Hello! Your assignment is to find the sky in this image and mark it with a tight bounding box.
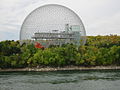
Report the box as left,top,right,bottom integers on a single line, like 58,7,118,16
0,0,120,41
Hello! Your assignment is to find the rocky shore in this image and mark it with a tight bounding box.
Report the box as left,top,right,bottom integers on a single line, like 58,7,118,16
0,66,120,72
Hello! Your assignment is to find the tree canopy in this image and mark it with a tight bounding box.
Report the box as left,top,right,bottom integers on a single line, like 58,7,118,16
0,35,120,68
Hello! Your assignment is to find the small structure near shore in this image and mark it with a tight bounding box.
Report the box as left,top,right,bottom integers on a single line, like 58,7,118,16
20,4,86,47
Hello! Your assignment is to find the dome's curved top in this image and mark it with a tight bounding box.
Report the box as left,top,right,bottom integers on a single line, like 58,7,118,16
20,4,86,45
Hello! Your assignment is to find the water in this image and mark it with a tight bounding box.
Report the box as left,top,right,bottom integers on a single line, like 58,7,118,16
0,70,120,90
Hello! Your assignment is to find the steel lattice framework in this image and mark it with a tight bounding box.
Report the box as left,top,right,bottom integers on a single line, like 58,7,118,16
20,4,86,47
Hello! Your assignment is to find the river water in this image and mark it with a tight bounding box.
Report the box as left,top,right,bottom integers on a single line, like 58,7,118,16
0,70,120,90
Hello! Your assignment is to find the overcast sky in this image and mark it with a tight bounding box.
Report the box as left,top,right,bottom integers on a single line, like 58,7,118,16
0,0,120,41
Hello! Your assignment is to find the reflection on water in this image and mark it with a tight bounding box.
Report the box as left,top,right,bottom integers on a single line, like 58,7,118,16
0,70,120,90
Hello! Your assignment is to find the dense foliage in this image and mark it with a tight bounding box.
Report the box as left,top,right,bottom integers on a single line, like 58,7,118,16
0,35,120,68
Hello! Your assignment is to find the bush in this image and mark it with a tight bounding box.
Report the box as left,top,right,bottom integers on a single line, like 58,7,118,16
0,35,120,68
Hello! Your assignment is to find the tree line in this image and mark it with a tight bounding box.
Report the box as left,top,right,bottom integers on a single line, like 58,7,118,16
0,35,120,68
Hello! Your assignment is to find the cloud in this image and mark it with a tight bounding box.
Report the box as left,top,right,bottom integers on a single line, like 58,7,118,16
0,0,120,41
0,0,47,41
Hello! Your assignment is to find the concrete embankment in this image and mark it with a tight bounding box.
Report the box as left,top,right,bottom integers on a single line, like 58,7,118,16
0,66,120,72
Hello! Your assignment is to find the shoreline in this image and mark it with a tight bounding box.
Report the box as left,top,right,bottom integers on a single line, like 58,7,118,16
0,66,120,72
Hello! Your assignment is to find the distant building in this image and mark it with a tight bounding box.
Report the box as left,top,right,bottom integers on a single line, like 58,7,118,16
20,4,86,47
31,24,81,47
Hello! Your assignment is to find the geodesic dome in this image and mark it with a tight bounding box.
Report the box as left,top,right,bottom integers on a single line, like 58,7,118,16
20,4,86,47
